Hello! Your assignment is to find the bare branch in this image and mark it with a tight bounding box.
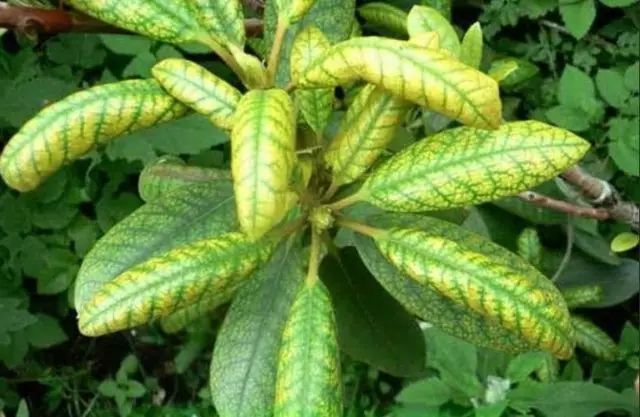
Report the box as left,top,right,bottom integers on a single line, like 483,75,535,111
518,191,611,221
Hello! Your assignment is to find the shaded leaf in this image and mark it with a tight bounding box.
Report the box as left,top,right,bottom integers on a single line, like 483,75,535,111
24,314,68,348
559,0,596,39
561,285,604,308
517,228,542,268
596,69,631,108
396,378,452,407
571,315,619,361
357,2,409,37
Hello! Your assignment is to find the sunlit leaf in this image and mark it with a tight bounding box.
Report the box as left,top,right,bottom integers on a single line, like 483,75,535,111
489,58,540,87
517,228,543,268
561,285,604,309
298,37,502,129
228,45,270,89
152,58,242,130
187,0,245,48
571,315,619,361
78,232,275,336
408,31,441,49
291,25,334,135
210,240,305,417
357,2,408,37
325,86,411,186
610,232,639,253
407,6,460,56
0,80,188,192
355,121,590,212
460,22,483,69
231,89,297,239
274,280,342,416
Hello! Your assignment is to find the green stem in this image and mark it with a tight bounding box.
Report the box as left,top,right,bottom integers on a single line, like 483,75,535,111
327,191,362,211
267,18,289,86
200,36,248,88
322,180,340,202
306,229,322,285
335,216,384,238
269,216,308,241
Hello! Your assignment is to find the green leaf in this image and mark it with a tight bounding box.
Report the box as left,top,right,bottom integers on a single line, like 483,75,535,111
186,0,245,48
572,228,620,266
459,22,483,69
75,181,236,312
600,0,638,7
67,216,101,257
611,232,640,252
122,51,157,78
608,120,640,176
596,69,631,108
517,228,542,268
319,247,426,377
624,62,639,92
16,399,29,417
0,298,36,345
151,58,242,130
561,285,604,308
396,378,452,407
507,352,552,382
571,315,619,361
274,280,343,416
24,314,67,349
546,106,591,132
357,2,409,37
353,213,542,355
98,379,120,397
407,6,460,56
559,0,596,39
355,121,589,212
298,37,502,129
99,34,153,55
125,381,147,398
0,79,188,192
210,240,305,417
558,65,596,108
231,89,297,239
78,232,275,336
46,34,107,69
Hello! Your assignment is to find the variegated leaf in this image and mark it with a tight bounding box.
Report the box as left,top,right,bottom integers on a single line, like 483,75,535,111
357,2,408,37
138,157,229,203
210,239,305,417
78,232,275,336
187,0,245,48
372,224,575,358
517,228,543,268
231,89,297,239
75,181,236,312
571,315,619,361
151,58,242,130
407,6,460,57
354,121,590,212
460,22,483,69
0,79,188,192
297,37,502,129
291,25,334,134
325,86,411,186
274,280,343,416
561,285,604,309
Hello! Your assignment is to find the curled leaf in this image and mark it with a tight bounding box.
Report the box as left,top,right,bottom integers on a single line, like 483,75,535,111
152,58,242,130
407,6,460,56
460,22,483,69
0,80,188,192
78,232,275,336
298,37,502,129
231,89,297,239
274,280,343,416
356,121,590,212
374,226,575,359
561,285,604,309
325,86,411,186
291,25,334,134
229,45,270,89
571,315,619,361
357,2,408,37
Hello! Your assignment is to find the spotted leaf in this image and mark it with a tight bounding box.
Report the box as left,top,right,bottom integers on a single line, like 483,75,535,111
152,58,242,130
78,232,275,336
291,26,334,135
231,89,297,239
571,315,619,361
460,22,483,69
561,285,604,309
297,37,502,129
372,225,575,358
407,6,460,57
354,121,590,212
274,280,342,417
517,228,543,268
186,0,245,48
357,2,408,37
75,181,236,312
210,239,305,417
325,86,411,186
138,157,229,203
0,79,188,192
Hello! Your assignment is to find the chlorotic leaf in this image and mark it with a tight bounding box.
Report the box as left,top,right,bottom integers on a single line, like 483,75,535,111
423,0,452,21
409,31,441,50
325,86,411,186
138,157,229,203
460,22,483,69
489,58,540,87
276,0,316,24
186,0,245,48
75,181,236,312
357,2,408,37
354,213,540,354
298,37,502,129
517,228,543,268
356,121,590,212
210,239,306,417
274,280,342,416
291,25,334,134
231,89,297,239
561,285,604,309
610,232,640,253
229,45,270,89
78,232,275,336
151,58,242,130
407,6,460,56
0,79,188,192
368,218,576,359
159,295,223,334
66,0,206,45
571,315,619,361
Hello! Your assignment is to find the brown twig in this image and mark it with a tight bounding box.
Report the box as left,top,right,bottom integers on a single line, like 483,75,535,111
518,191,611,221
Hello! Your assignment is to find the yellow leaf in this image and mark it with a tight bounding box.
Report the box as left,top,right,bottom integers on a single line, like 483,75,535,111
187,0,246,48
407,5,460,56
276,0,316,24
229,45,269,89
298,37,502,129
610,232,640,253
409,31,441,50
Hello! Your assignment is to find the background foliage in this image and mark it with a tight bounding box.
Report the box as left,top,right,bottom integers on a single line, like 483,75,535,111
0,0,638,416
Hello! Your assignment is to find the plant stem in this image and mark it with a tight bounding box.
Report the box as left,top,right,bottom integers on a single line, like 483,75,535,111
518,191,610,221
322,181,339,202
327,191,361,211
306,229,321,285
270,215,307,241
551,220,574,282
335,216,383,238
267,18,289,86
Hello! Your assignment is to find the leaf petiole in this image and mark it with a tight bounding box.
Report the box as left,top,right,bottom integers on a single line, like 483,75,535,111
306,229,322,285
334,216,384,239
267,18,290,85
327,191,361,211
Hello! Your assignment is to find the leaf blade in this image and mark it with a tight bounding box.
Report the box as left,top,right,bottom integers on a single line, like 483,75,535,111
407,6,460,56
